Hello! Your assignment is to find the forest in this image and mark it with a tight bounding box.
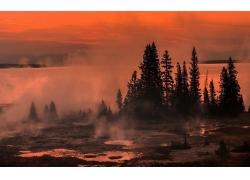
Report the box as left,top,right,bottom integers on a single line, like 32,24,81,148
1,42,250,167
28,42,247,123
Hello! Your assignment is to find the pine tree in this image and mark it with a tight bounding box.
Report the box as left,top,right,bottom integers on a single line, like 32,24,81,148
161,50,174,110
209,79,217,115
203,70,210,116
43,104,49,116
124,70,140,115
49,101,58,120
219,57,244,116
116,89,123,112
28,101,38,121
174,62,183,114
219,67,229,115
189,47,201,113
182,61,190,116
238,94,245,113
97,100,108,118
227,57,243,116
138,42,163,116
43,104,49,121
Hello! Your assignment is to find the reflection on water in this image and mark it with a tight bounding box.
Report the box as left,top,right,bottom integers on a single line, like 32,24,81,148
18,148,140,162
161,143,168,147
189,125,219,137
104,140,133,146
243,126,250,129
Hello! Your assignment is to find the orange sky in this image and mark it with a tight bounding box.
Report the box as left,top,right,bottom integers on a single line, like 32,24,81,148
1,12,250,65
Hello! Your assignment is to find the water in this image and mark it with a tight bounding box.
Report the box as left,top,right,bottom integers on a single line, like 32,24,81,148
18,148,140,162
104,140,134,146
0,63,249,121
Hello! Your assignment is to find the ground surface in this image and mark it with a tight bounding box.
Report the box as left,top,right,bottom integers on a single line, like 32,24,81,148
0,114,250,167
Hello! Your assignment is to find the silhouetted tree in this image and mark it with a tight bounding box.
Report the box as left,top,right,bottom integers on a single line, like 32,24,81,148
28,101,38,121
49,101,58,120
189,47,201,114
161,50,174,111
219,57,244,116
138,42,163,117
219,67,229,115
174,62,183,114
238,94,245,113
43,104,49,118
209,79,218,115
116,89,123,113
124,71,140,115
203,70,210,116
227,57,242,116
97,100,108,118
182,61,190,116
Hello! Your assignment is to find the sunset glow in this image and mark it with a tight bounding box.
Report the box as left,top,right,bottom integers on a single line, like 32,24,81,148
1,12,250,65
1,11,250,168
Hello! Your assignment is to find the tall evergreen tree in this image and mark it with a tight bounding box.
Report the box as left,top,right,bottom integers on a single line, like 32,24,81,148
124,70,140,115
227,57,244,116
182,61,190,116
238,94,245,113
97,100,108,118
43,104,49,116
28,101,38,121
161,50,174,110
209,79,217,115
116,89,123,113
219,57,244,116
138,42,163,116
43,104,49,120
203,70,210,116
219,67,229,115
174,62,183,114
49,101,58,120
189,46,201,113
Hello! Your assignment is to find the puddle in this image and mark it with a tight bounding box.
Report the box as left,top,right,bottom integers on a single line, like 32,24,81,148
161,143,168,147
83,151,139,162
18,148,140,162
104,140,133,146
242,126,250,129
189,125,220,137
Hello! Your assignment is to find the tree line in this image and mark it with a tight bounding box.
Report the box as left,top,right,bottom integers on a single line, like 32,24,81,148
116,42,245,119
28,101,58,122
27,42,247,122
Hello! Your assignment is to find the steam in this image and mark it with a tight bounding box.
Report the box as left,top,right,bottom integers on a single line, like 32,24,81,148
93,116,135,140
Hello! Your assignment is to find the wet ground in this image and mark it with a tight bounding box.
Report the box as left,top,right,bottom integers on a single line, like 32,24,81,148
0,117,250,167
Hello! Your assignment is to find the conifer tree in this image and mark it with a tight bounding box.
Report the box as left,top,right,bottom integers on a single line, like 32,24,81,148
189,47,201,113
238,94,245,113
209,79,217,115
43,104,49,116
227,57,243,116
116,89,123,112
28,101,38,121
97,100,108,118
203,70,210,116
138,42,163,116
182,61,190,116
174,62,183,114
219,57,244,116
49,101,58,120
124,71,140,115
161,50,174,110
